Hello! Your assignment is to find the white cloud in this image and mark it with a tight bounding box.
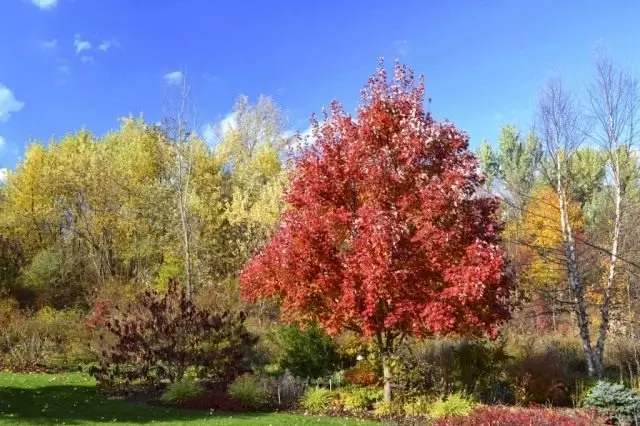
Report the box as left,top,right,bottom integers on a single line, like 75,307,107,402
57,64,70,74
31,0,57,10
163,71,184,85
0,168,8,183
74,35,91,54
98,39,119,52
200,113,237,146
201,124,216,146
394,40,410,57
41,38,58,51
219,113,237,133
80,56,94,64
0,136,5,150
0,84,25,122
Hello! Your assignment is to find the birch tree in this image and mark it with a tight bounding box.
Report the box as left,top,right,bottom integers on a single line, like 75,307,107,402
537,78,598,376
587,56,639,374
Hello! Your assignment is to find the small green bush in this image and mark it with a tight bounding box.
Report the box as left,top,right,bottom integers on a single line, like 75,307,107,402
161,379,203,404
428,392,476,419
270,323,341,379
338,386,383,412
301,387,334,414
403,396,432,416
583,381,640,425
21,247,84,309
228,374,268,410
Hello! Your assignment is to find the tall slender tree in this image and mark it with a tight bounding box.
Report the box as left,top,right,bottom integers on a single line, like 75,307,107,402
587,56,639,374
537,78,600,375
162,72,196,299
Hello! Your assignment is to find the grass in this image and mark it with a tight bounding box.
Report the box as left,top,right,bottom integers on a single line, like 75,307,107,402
0,372,380,425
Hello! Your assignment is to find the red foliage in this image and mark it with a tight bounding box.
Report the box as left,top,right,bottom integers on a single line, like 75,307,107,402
91,280,256,386
241,61,513,343
433,406,609,426
343,363,378,386
85,298,111,329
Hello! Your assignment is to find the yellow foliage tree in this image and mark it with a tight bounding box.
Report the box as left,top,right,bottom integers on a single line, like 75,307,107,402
506,185,586,329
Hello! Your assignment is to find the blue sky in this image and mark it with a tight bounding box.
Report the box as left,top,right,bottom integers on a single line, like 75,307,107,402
1,0,640,172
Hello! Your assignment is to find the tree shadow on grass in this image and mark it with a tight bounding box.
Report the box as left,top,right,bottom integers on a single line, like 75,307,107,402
0,384,273,424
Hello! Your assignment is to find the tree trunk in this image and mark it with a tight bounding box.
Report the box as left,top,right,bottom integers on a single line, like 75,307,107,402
179,195,193,299
177,143,193,300
627,279,640,376
557,165,597,376
595,181,622,377
382,354,392,404
168,73,194,300
376,331,395,403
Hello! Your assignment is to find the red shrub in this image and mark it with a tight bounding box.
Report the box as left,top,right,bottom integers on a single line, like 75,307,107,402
90,279,256,387
433,406,609,426
343,362,377,386
85,299,111,329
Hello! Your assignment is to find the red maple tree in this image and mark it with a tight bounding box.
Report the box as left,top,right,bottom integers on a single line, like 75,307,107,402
240,61,513,401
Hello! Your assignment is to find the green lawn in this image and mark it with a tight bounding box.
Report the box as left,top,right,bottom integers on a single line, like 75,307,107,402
0,373,380,425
